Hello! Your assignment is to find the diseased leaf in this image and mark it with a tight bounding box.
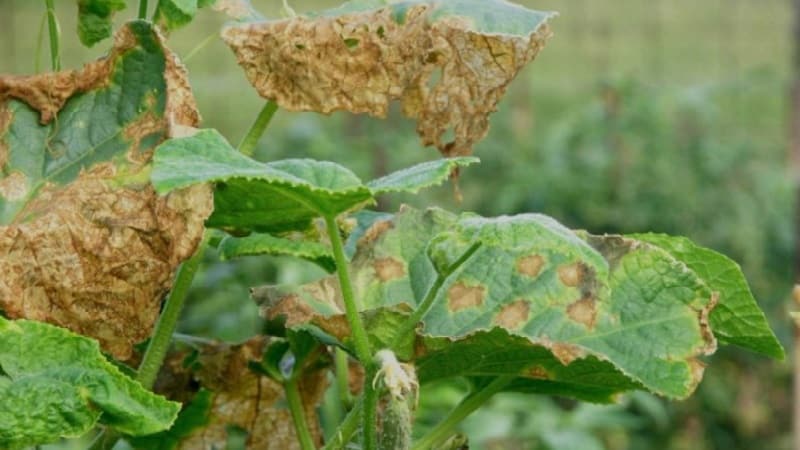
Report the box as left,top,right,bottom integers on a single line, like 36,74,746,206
148,338,328,450
152,129,474,233
154,0,219,32
367,157,479,195
0,317,180,449
0,21,212,359
130,389,214,450
222,0,555,156
77,0,127,47
219,233,336,272
253,206,763,400
633,233,784,359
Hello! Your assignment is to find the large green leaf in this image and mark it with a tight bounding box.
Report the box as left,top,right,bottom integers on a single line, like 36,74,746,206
0,317,180,449
633,233,784,359
77,0,128,47
0,21,211,359
222,0,555,156
152,129,476,232
255,207,776,401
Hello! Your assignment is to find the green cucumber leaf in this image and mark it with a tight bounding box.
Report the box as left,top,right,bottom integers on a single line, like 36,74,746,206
129,389,214,450
77,0,127,47
254,206,775,401
0,317,180,449
152,129,478,233
633,233,784,359
154,0,218,32
219,233,336,272
367,157,479,195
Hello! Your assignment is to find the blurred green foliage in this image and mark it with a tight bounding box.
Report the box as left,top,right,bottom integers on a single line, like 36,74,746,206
0,0,793,449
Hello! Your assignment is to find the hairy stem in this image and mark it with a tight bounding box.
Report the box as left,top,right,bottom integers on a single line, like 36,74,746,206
362,363,380,450
238,101,278,157
335,348,353,410
137,241,206,389
390,242,481,348
411,376,515,450
324,215,372,363
138,0,148,20
285,377,317,450
44,0,60,71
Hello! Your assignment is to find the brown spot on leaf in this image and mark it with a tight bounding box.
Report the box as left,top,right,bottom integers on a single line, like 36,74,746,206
447,282,486,312
0,23,211,359
558,262,584,287
687,358,706,391
526,366,550,380
566,296,597,329
697,292,719,355
359,219,393,248
221,5,552,156
493,299,530,330
542,340,586,365
517,254,545,278
0,172,28,201
374,257,405,282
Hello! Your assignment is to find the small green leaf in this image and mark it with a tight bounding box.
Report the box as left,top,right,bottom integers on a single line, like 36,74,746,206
129,389,214,450
367,157,479,195
154,0,218,32
0,317,180,449
219,233,336,272
633,233,784,359
77,0,127,47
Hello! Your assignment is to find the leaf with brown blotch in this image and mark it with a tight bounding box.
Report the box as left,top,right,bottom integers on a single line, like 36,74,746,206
0,21,212,360
145,338,328,450
221,0,556,156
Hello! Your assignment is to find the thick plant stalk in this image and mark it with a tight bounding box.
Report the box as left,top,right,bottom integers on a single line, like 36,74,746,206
285,378,317,450
238,101,278,156
362,364,380,450
44,0,60,71
411,376,515,450
138,0,149,19
335,348,354,410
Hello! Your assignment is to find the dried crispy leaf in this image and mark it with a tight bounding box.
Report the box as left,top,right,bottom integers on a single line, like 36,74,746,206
0,317,180,449
222,0,556,156
146,338,327,450
253,206,737,400
0,22,212,359
77,0,128,47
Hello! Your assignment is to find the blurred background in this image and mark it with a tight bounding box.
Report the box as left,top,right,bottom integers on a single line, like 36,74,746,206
0,0,795,449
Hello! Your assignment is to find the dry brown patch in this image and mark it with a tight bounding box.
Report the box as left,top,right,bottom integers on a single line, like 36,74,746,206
526,366,550,380
566,296,597,329
374,257,405,282
557,262,584,287
549,342,586,365
697,292,719,355
359,219,393,248
0,172,28,201
516,254,545,278
447,282,486,312
493,299,530,330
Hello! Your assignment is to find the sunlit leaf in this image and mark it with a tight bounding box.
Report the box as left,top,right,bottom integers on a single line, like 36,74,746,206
367,157,479,195
0,317,180,449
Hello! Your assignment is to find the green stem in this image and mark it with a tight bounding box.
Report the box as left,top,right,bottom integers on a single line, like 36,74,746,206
137,241,206,389
324,215,372,363
35,11,46,73
323,396,363,450
183,31,218,63
285,377,317,450
138,0,148,20
237,101,278,157
44,0,60,71
411,376,515,450
335,347,353,410
390,242,481,348
362,364,379,450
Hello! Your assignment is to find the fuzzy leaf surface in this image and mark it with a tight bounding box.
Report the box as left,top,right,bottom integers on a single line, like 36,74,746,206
219,233,336,272
253,207,760,401
0,318,180,449
367,157,479,194
633,233,784,359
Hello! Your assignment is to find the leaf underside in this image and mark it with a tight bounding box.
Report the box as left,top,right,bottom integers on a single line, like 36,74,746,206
255,206,780,402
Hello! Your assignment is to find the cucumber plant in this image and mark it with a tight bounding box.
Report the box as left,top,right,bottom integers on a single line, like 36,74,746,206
0,1,784,449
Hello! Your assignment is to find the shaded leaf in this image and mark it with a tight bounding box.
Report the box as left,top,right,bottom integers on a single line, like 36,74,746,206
222,0,555,156
367,157,479,194
154,0,218,32
0,317,180,449
0,21,212,359
633,233,784,359
253,206,762,400
130,389,214,450
219,233,336,272
77,0,127,47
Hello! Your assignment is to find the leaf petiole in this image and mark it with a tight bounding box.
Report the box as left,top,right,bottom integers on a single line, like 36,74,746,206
238,101,278,157
44,0,60,71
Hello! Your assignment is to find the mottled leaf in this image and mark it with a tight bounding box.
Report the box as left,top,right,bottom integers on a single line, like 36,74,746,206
219,233,335,272
130,389,214,450
252,207,768,400
367,157,479,194
633,233,784,359
0,21,212,359
77,0,127,47
222,0,556,156
0,317,180,449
